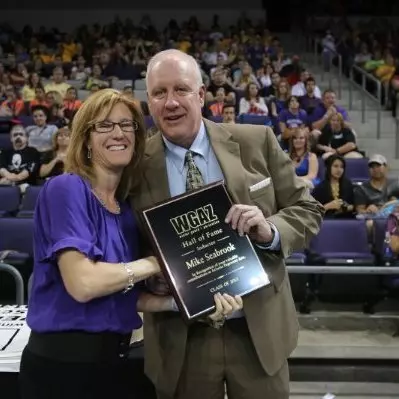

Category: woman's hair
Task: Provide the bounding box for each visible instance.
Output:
[244,82,259,101]
[286,95,300,109]
[324,154,346,181]
[51,126,70,152]
[288,128,310,160]
[65,88,146,200]
[330,112,345,129]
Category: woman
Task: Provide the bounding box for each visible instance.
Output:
[312,154,355,218]
[238,82,268,115]
[19,89,239,399]
[269,78,290,117]
[26,105,58,153]
[39,126,70,178]
[289,128,319,189]
[317,113,362,159]
[21,73,43,102]
[63,86,82,120]
[278,95,308,149]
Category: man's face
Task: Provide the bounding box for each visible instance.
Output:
[323,91,336,108]
[222,106,235,123]
[53,69,64,83]
[147,56,205,147]
[10,127,28,150]
[369,163,387,180]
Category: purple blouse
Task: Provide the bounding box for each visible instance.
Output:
[27,173,142,334]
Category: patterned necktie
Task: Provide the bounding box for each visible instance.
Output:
[185,150,205,191]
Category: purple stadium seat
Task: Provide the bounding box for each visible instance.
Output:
[17,186,41,218]
[17,115,34,127]
[208,116,223,123]
[345,158,369,183]
[286,252,306,265]
[317,157,325,180]
[0,186,20,217]
[0,134,12,151]
[373,217,389,262]
[240,115,271,125]
[310,219,374,265]
[0,217,34,267]
[0,117,12,133]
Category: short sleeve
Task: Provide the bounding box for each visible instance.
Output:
[35,174,103,262]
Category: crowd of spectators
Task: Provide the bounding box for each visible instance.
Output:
[1,15,398,225]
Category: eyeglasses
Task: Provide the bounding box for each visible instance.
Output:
[92,120,138,134]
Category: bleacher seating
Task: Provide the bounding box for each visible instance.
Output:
[17,186,41,218]
[0,187,20,217]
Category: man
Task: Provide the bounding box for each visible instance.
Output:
[206,67,235,104]
[131,49,323,399]
[309,89,350,132]
[299,77,322,117]
[291,70,322,99]
[222,103,236,124]
[0,124,40,189]
[355,154,399,215]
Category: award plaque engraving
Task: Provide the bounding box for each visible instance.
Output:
[141,181,270,321]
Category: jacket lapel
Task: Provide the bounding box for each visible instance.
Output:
[204,119,251,205]
[141,132,171,205]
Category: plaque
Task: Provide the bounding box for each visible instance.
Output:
[141,181,271,321]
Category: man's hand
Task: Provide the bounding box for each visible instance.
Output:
[225,204,273,244]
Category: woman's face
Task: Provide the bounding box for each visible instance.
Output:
[33,110,47,126]
[46,93,56,106]
[35,87,45,100]
[92,64,102,77]
[89,102,136,173]
[215,87,225,102]
[242,64,251,76]
[279,82,288,95]
[330,159,344,179]
[66,88,77,101]
[249,84,258,97]
[31,73,39,85]
[289,96,299,110]
[57,129,71,148]
[330,114,342,131]
[293,131,306,150]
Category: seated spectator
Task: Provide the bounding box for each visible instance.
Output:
[26,105,58,152]
[0,124,40,190]
[29,86,50,111]
[122,85,149,116]
[310,89,350,135]
[299,77,323,116]
[84,64,110,90]
[355,154,399,218]
[374,53,397,84]
[0,85,24,117]
[238,83,268,115]
[269,78,291,117]
[222,103,236,124]
[45,67,71,98]
[256,64,274,91]
[206,68,235,104]
[289,128,319,189]
[354,42,372,66]
[70,55,91,82]
[63,87,82,120]
[233,62,259,91]
[21,72,43,102]
[263,71,280,99]
[279,95,307,142]
[39,126,70,179]
[317,113,363,159]
[312,154,355,219]
[291,70,321,98]
[90,83,100,95]
[208,87,227,117]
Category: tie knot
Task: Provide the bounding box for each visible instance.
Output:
[184,150,196,164]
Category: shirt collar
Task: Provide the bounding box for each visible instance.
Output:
[162,121,209,174]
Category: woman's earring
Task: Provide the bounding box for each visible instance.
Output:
[87,147,92,159]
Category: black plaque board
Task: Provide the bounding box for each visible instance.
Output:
[141,181,270,321]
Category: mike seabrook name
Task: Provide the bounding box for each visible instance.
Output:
[185,243,236,269]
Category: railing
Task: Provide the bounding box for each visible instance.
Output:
[0,263,25,305]
[306,36,343,99]
[349,65,382,139]
[287,265,399,274]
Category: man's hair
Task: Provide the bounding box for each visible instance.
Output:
[146,49,203,89]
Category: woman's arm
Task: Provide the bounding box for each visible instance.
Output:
[58,252,160,303]
[303,152,319,180]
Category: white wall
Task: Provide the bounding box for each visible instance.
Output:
[1,8,266,31]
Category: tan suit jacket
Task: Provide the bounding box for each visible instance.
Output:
[130,119,323,397]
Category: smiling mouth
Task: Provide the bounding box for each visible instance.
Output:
[165,115,184,122]
[106,145,127,151]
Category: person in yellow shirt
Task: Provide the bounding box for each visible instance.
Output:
[44,67,71,99]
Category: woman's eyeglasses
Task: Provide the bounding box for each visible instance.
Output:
[93,120,138,133]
